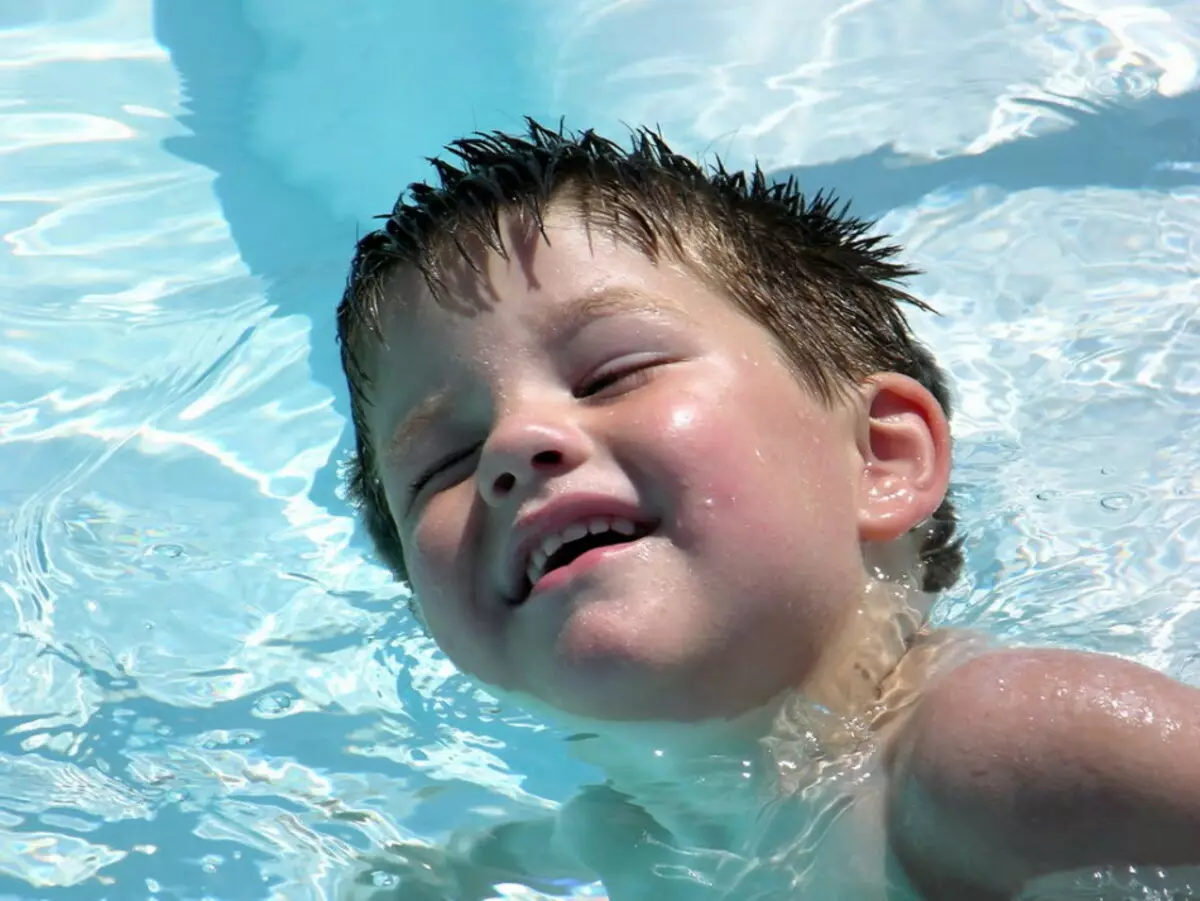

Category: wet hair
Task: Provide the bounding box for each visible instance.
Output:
[336,118,963,592]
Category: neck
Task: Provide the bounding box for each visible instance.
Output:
[556,687,880,847]
[559,696,785,846]
[513,569,933,841]
[565,696,781,771]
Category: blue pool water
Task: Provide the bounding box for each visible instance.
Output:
[1,0,1198,897]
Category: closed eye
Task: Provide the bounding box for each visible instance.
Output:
[408,444,480,503]
[576,358,664,399]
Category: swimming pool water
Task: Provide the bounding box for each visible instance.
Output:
[1,0,1197,898]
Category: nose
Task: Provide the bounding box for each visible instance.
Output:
[476,404,589,506]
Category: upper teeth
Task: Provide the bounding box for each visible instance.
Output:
[526,517,637,588]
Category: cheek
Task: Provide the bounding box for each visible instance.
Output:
[405,482,473,559]
[404,525,477,666]
[639,372,859,552]
[640,370,825,490]
[401,492,475,615]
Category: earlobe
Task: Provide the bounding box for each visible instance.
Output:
[855,374,951,543]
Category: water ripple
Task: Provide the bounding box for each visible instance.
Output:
[1,0,1198,899]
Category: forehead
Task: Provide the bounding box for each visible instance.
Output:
[368,208,715,368]
[357,207,754,446]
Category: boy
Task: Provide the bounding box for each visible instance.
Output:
[335,120,1200,900]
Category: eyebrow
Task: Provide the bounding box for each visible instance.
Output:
[543,286,692,342]
[383,386,455,465]
[383,287,689,463]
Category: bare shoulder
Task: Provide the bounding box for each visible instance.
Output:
[893,646,1198,771]
[885,647,1200,899]
[869,627,993,738]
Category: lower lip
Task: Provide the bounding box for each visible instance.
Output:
[526,539,644,600]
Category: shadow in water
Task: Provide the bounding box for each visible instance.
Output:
[772,92,1199,220]
[156,0,358,515]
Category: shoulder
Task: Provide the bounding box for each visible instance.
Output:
[891,645,1191,774]
[884,647,1200,898]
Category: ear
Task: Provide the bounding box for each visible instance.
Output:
[854,373,951,543]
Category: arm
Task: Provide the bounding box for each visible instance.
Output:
[355,814,599,901]
[355,785,676,901]
[886,648,1200,900]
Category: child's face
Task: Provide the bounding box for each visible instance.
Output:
[363,208,931,723]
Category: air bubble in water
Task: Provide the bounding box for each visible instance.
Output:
[252,691,294,718]
[1100,492,1133,512]
[371,870,399,888]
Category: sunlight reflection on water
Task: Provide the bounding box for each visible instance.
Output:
[0,0,1197,896]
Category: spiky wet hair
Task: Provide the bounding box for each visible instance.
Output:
[336,118,963,592]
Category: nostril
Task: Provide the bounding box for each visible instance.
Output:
[491,449,563,498]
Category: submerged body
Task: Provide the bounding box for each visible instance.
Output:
[552,630,978,901]
[365,632,1200,900]
[336,123,1200,900]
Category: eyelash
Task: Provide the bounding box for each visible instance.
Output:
[576,361,658,398]
[407,444,480,501]
[407,362,663,503]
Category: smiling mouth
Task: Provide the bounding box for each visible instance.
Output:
[510,522,656,606]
